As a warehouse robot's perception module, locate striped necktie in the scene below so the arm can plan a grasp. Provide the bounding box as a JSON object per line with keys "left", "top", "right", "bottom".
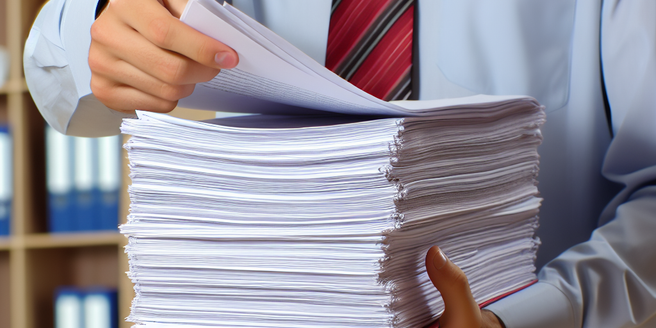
{"left": 326, "top": 0, "right": 415, "bottom": 101}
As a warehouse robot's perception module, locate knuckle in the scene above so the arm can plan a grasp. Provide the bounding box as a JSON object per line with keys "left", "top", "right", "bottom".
{"left": 90, "top": 77, "right": 112, "bottom": 105}
{"left": 87, "top": 49, "right": 105, "bottom": 73}
{"left": 148, "top": 17, "right": 173, "bottom": 48}
{"left": 159, "top": 84, "right": 185, "bottom": 101}
{"left": 195, "top": 39, "right": 212, "bottom": 63}
{"left": 160, "top": 57, "right": 189, "bottom": 84}
{"left": 165, "top": 84, "right": 195, "bottom": 101}
{"left": 90, "top": 76, "right": 105, "bottom": 97}
{"left": 200, "top": 68, "right": 221, "bottom": 82}
{"left": 90, "top": 18, "right": 112, "bottom": 44}
{"left": 89, "top": 22, "right": 102, "bottom": 42}
{"left": 449, "top": 269, "right": 470, "bottom": 289}
{"left": 181, "top": 84, "right": 196, "bottom": 98}
{"left": 109, "top": 0, "right": 124, "bottom": 11}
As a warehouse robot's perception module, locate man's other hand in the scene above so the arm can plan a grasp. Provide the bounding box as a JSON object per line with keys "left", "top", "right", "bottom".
{"left": 89, "top": 0, "right": 238, "bottom": 114}
{"left": 426, "top": 246, "right": 505, "bottom": 328}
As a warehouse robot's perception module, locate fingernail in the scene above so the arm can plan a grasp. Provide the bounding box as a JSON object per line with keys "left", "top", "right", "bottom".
{"left": 215, "top": 52, "right": 236, "bottom": 68}
{"left": 433, "top": 248, "right": 448, "bottom": 270}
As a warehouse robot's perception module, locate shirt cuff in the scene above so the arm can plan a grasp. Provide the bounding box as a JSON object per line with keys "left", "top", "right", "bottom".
{"left": 484, "top": 282, "right": 578, "bottom": 328}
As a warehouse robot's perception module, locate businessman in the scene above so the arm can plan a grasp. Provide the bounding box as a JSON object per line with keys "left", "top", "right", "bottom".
{"left": 25, "top": 0, "right": 656, "bottom": 327}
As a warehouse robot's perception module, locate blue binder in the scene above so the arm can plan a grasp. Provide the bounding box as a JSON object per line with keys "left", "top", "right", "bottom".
{"left": 55, "top": 288, "right": 83, "bottom": 328}
{"left": 83, "top": 288, "right": 118, "bottom": 328}
{"left": 97, "top": 135, "right": 121, "bottom": 231}
{"left": 46, "top": 126, "right": 75, "bottom": 232}
{"left": 0, "top": 125, "right": 11, "bottom": 236}
{"left": 47, "top": 130, "right": 122, "bottom": 232}
{"left": 55, "top": 287, "right": 118, "bottom": 328}
{"left": 99, "top": 189, "right": 119, "bottom": 231}
{"left": 74, "top": 137, "right": 99, "bottom": 231}
{"left": 0, "top": 200, "right": 9, "bottom": 236}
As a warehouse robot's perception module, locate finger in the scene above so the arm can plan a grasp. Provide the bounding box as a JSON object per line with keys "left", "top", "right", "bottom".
{"left": 91, "top": 75, "right": 178, "bottom": 113}
{"left": 161, "top": 0, "right": 188, "bottom": 18}
{"left": 91, "top": 6, "right": 221, "bottom": 85}
{"left": 425, "top": 246, "right": 480, "bottom": 328}
{"left": 112, "top": 0, "right": 238, "bottom": 69}
{"left": 90, "top": 44, "right": 196, "bottom": 102}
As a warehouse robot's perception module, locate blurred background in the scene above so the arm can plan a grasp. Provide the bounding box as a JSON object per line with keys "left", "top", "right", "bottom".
{"left": 0, "top": 0, "right": 214, "bottom": 327}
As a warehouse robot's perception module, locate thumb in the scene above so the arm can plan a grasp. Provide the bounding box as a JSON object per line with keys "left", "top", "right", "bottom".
{"left": 426, "top": 246, "right": 481, "bottom": 328}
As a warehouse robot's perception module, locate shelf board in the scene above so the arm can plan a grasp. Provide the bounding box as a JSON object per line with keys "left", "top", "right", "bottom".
{"left": 0, "top": 78, "right": 28, "bottom": 94}
{"left": 23, "top": 232, "right": 125, "bottom": 249}
{"left": 0, "top": 237, "right": 11, "bottom": 250}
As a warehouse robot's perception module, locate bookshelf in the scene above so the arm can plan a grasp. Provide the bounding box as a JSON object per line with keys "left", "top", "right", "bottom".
{"left": 0, "top": 0, "right": 219, "bottom": 326}
{"left": 0, "top": 0, "right": 127, "bottom": 327}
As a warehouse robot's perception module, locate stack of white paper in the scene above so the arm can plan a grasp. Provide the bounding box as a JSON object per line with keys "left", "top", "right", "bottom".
{"left": 120, "top": 1, "right": 546, "bottom": 327}
{"left": 121, "top": 96, "right": 544, "bottom": 328}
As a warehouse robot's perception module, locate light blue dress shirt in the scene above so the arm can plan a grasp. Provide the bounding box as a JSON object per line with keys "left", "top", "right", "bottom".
{"left": 24, "top": 0, "right": 656, "bottom": 327}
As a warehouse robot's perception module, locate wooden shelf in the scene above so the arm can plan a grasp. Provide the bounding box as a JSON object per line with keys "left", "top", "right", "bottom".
{"left": 23, "top": 232, "right": 125, "bottom": 249}
{"left": 0, "top": 237, "right": 12, "bottom": 250}
{"left": 0, "top": 78, "right": 27, "bottom": 94}
{"left": 0, "top": 251, "right": 10, "bottom": 328}
{"left": 1, "top": 232, "right": 125, "bottom": 251}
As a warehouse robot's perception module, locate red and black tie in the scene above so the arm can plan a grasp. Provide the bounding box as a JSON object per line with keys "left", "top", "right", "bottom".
{"left": 326, "top": 0, "right": 415, "bottom": 101}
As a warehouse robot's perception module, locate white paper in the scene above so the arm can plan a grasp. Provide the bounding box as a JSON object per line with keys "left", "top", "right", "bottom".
{"left": 121, "top": 103, "right": 545, "bottom": 327}
{"left": 178, "top": 0, "right": 538, "bottom": 117}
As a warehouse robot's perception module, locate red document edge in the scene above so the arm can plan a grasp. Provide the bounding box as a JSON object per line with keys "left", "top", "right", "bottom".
{"left": 425, "top": 279, "right": 538, "bottom": 328}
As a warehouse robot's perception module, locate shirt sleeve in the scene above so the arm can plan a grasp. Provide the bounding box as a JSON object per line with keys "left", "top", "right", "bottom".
{"left": 24, "top": 0, "right": 132, "bottom": 137}
{"left": 485, "top": 1, "right": 656, "bottom": 327}
{"left": 485, "top": 185, "right": 656, "bottom": 328}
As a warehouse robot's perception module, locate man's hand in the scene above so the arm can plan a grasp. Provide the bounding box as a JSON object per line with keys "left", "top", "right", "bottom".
{"left": 89, "top": 0, "right": 238, "bottom": 114}
{"left": 426, "top": 246, "right": 504, "bottom": 328}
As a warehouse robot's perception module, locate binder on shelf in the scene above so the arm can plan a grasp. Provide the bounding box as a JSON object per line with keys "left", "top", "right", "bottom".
{"left": 54, "top": 287, "right": 118, "bottom": 328}
{"left": 55, "top": 288, "right": 83, "bottom": 328}
{"left": 46, "top": 127, "right": 123, "bottom": 233}
{"left": 74, "top": 137, "right": 99, "bottom": 231}
{"left": 0, "top": 125, "right": 11, "bottom": 236}
{"left": 84, "top": 288, "right": 118, "bottom": 328}
{"left": 46, "top": 126, "right": 76, "bottom": 232}
{"left": 97, "top": 135, "right": 121, "bottom": 231}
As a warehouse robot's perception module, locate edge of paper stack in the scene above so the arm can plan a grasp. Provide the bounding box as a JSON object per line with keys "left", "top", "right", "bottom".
{"left": 121, "top": 100, "right": 545, "bottom": 328}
